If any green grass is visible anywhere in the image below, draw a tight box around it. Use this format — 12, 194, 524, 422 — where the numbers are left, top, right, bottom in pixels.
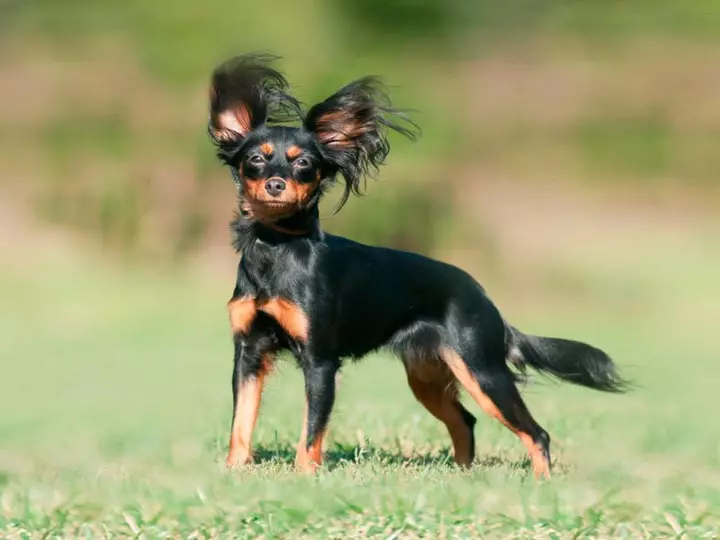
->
2, 231, 720, 538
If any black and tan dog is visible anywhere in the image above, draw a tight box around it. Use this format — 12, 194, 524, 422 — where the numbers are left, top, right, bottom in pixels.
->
208, 54, 626, 478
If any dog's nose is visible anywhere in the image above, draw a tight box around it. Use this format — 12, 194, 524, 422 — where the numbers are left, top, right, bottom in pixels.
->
265, 178, 286, 197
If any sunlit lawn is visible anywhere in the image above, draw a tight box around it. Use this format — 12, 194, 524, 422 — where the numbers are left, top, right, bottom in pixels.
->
1, 229, 719, 538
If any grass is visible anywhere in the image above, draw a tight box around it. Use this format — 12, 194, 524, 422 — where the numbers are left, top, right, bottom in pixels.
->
3, 1, 720, 535
2, 223, 720, 539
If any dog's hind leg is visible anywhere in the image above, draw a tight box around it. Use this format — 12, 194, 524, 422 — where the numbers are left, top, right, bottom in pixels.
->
402, 357, 476, 467
440, 347, 551, 478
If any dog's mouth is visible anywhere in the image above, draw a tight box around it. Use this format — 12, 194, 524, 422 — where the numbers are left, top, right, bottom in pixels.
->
241, 177, 320, 223
242, 197, 298, 222
260, 200, 294, 207
248, 197, 297, 210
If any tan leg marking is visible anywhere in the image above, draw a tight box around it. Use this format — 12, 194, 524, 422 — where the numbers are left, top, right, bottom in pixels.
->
404, 360, 474, 467
225, 354, 273, 468
294, 400, 326, 474
440, 348, 550, 478
293, 371, 341, 474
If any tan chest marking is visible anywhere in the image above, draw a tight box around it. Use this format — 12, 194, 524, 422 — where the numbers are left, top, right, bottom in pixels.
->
228, 296, 309, 342
228, 296, 257, 335
259, 298, 310, 342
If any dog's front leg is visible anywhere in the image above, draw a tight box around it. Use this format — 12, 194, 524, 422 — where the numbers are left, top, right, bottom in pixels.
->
225, 335, 273, 469
295, 359, 340, 473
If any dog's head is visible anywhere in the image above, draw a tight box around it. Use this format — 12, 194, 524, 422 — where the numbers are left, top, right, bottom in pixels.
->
209, 54, 418, 223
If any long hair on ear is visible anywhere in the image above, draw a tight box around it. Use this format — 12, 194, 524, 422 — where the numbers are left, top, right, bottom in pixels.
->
304, 77, 419, 210
209, 53, 300, 164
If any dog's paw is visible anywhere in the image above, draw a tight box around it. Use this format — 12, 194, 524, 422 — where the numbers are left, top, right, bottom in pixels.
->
225, 450, 253, 469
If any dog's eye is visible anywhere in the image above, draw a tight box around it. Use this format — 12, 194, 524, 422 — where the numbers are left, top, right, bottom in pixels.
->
249, 155, 265, 166
294, 157, 310, 168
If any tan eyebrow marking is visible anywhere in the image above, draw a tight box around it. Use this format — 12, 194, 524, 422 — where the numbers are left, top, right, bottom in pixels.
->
286, 145, 302, 159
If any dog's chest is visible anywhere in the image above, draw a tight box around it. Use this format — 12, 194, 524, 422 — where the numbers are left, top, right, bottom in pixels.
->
230, 245, 312, 342
228, 292, 309, 343
229, 295, 309, 342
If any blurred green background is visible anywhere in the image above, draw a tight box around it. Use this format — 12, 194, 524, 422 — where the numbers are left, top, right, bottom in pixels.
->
3, 0, 720, 259
2, 1, 720, 537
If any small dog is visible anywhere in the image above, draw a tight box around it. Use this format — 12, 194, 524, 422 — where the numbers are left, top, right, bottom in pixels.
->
208, 54, 626, 477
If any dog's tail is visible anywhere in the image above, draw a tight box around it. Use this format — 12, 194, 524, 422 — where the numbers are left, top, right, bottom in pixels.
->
508, 326, 628, 392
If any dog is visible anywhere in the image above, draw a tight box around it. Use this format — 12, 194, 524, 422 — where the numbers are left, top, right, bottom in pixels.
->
207, 54, 627, 478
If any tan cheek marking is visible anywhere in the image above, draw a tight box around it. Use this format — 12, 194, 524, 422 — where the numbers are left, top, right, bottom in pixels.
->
289, 178, 321, 206
243, 178, 266, 201
228, 296, 257, 334
260, 142, 274, 155
286, 145, 302, 159
259, 298, 309, 342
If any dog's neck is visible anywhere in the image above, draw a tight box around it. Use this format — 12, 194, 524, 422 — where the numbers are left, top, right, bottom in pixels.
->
231, 204, 322, 252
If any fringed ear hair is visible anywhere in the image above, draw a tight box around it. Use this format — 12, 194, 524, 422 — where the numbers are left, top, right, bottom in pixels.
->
208, 53, 300, 158
304, 77, 419, 210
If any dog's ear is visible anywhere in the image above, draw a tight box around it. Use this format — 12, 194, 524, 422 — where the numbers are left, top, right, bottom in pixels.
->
304, 77, 419, 209
209, 53, 299, 147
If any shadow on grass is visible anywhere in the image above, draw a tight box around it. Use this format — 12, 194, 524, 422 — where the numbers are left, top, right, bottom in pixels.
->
247, 442, 566, 474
